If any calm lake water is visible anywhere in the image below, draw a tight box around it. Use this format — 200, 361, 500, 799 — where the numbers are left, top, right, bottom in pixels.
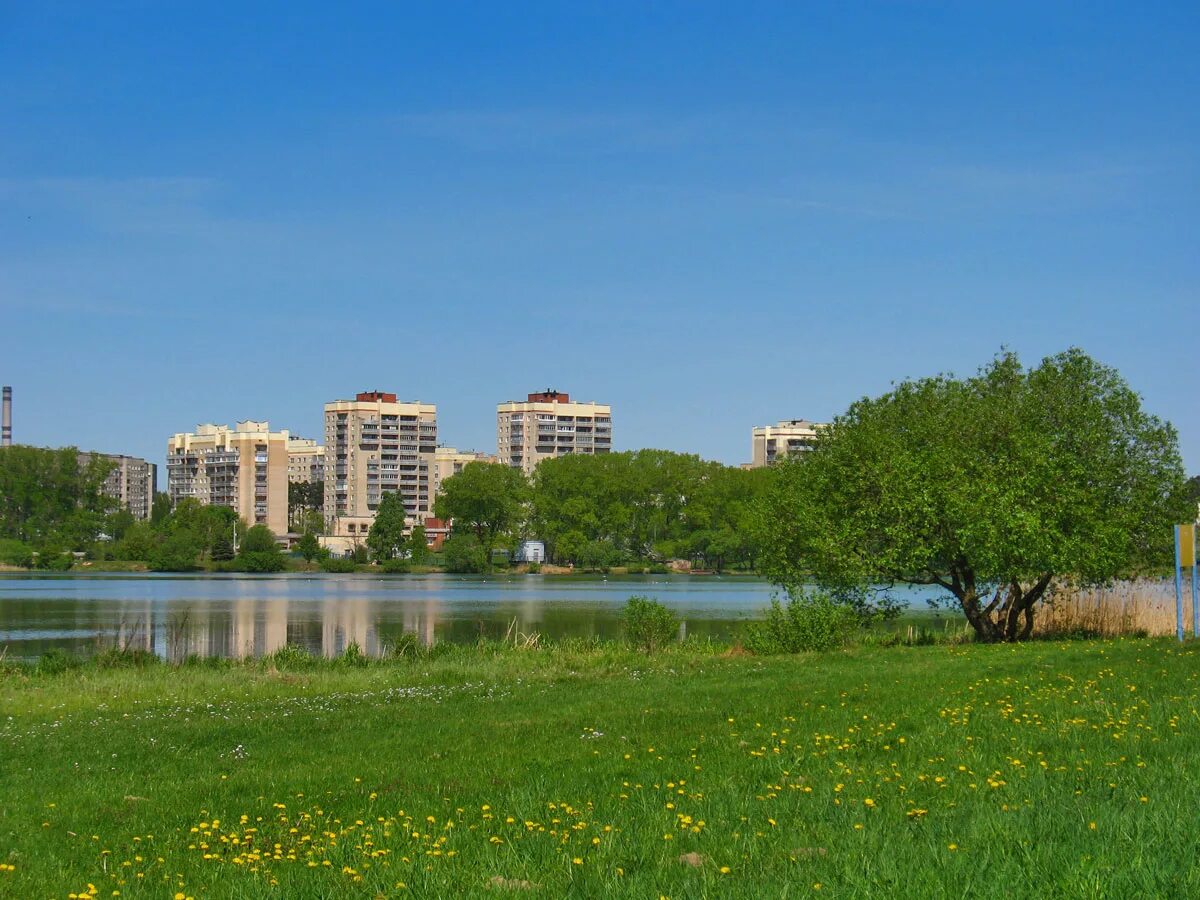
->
0, 573, 951, 660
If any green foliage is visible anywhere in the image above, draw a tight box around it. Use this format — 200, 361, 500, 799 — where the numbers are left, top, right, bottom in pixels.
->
435, 462, 529, 554
233, 525, 285, 571
621, 595, 679, 652
530, 450, 773, 568
407, 524, 429, 564
288, 480, 325, 531
379, 558, 410, 574
0, 538, 33, 568
758, 349, 1189, 642
210, 534, 235, 561
235, 550, 287, 573
743, 592, 860, 653
297, 532, 321, 563
351, 543, 369, 564
367, 492, 408, 560
148, 531, 201, 572
34, 547, 73, 570
526, 561, 541, 574
0, 445, 117, 548
35, 647, 79, 675
443, 534, 488, 574
320, 556, 357, 573
241, 525, 278, 553
150, 491, 172, 525
113, 522, 157, 561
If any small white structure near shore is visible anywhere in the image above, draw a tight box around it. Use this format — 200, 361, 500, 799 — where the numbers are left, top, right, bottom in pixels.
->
515, 540, 545, 563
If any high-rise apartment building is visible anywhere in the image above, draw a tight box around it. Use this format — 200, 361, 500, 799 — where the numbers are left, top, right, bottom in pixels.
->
166, 421, 290, 534
432, 446, 499, 497
79, 452, 157, 521
750, 419, 825, 467
323, 392, 437, 542
287, 437, 325, 484
497, 390, 612, 474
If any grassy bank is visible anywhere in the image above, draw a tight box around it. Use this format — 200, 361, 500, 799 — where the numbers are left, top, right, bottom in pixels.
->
3, 639, 1199, 898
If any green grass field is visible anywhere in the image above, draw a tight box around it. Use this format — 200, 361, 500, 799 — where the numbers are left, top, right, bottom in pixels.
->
2, 639, 1198, 898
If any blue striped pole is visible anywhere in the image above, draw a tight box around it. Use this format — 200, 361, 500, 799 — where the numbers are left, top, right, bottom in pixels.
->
1175, 525, 1185, 643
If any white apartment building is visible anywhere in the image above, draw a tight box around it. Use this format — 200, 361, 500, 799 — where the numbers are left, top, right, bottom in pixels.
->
497, 390, 612, 474
287, 437, 325, 484
166, 421, 290, 534
750, 419, 825, 467
323, 391, 437, 545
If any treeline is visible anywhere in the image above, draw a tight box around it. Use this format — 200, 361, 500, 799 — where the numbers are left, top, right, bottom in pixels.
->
0, 446, 120, 569
436, 449, 775, 571
0, 445, 291, 572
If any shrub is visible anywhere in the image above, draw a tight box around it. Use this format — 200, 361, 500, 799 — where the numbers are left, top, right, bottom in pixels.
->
0, 538, 34, 568
379, 558, 410, 574
234, 550, 287, 573
526, 561, 541, 574
320, 556, 357, 573
34, 548, 74, 571
36, 647, 80, 675
443, 535, 488, 574
621, 595, 679, 652
743, 591, 859, 654
148, 533, 200, 572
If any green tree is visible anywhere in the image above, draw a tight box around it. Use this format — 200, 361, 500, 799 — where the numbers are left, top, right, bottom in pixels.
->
150, 492, 172, 525
407, 524, 428, 564
434, 462, 528, 557
236, 524, 286, 572
297, 532, 321, 563
757, 349, 1189, 642
442, 534, 488, 573
366, 492, 408, 561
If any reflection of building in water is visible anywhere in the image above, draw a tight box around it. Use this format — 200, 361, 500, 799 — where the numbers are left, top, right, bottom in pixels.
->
116, 596, 447, 661
321, 598, 382, 656
400, 598, 441, 647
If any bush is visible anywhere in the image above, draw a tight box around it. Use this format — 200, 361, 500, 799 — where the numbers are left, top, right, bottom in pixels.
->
443, 535, 488, 574
34, 548, 74, 571
320, 556, 357, 573
379, 558, 410, 574
234, 550, 287, 572
743, 591, 859, 654
36, 647, 80, 675
0, 538, 34, 568
621, 595, 679, 652
148, 533, 200, 572
526, 561, 541, 574
242, 525, 279, 553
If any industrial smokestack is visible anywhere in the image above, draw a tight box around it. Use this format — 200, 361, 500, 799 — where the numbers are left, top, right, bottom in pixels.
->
2, 386, 11, 447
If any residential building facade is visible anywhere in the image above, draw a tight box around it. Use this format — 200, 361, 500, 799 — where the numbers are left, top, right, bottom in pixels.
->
80, 452, 157, 521
433, 446, 499, 496
287, 437, 325, 484
496, 390, 612, 474
750, 419, 824, 467
323, 392, 437, 547
166, 421, 290, 534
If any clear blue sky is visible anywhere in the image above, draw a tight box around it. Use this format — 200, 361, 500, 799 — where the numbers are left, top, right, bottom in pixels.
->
2, 2, 1197, 475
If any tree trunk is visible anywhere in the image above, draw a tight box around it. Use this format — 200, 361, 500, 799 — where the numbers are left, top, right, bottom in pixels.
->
955, 573, 1053, 643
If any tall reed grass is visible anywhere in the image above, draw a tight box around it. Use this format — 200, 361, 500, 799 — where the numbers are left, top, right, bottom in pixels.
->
1036, 579, 1188, 638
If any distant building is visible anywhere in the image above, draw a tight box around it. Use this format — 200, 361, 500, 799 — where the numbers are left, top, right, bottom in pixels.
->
287, 437, 325, 484
497, 390, 612, 474
515, 540, 545, 563
433, 446, 499, 496
750, 419, 825, 467
422, 517, 450, 552
323, 392, 437, 549
80, 452, 157, 521
167, 421, 290, 535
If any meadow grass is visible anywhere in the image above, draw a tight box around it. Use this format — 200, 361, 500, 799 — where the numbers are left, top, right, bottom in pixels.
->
2, 638, 1199, 898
